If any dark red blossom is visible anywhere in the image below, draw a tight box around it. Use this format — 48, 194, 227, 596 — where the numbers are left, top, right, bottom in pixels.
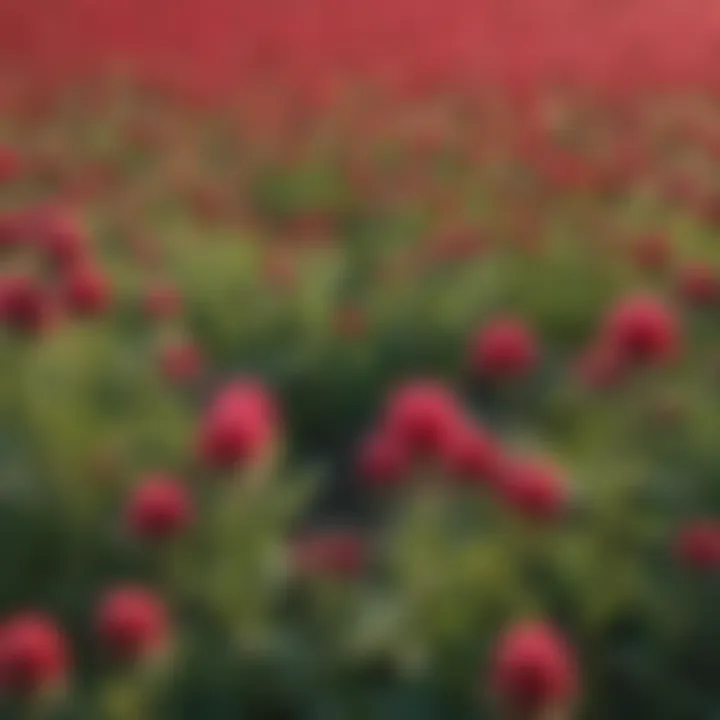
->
603, 295, 681, 366
383, 381, 464, 459
127, 474, 194, 541
442, 422, 504, 486
95, 587, 170, 662
0, 275, 54, 334
470, 318, 539, 381
492, 622, 579, 714
198, 381, 279, 471
0, 614, 70, 696
498, 458, 569, 520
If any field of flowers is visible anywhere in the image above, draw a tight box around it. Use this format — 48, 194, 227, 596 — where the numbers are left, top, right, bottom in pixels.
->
2, 1, 720, 718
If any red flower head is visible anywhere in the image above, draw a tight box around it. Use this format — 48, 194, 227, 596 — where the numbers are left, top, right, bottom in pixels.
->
160, 341, 204, 383
0, 275, 54, 335
0, 614, 70, 696
144, 283, 183, 321
357, 430, 410, 489
603, 295, 681, 366
127, 474, 194, 541
492, 622, 579, 714
443, 421, 504, 486
676, 521, 720, 571
383, 381, 464, 459
198, 381, 279, 471
470, 317, 539, 381
291, 530, 366, 580
95, 587, 170, 662
678, 264, 720, 307
61, 263, 112, 317
499, 457, 569, 520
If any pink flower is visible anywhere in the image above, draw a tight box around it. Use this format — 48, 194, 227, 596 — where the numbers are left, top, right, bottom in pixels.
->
603, 295, 681, 366
492, 622, 579, 714
442, 422, 504, 486
470, 318, 539, 381
498, 458, 569, 520
95, 587, 170, 662
0, 275, 54, 335
0, 614, 70, 695
383, 381, 464, 459
198, 381, 279, 470
127, 474, 194, 541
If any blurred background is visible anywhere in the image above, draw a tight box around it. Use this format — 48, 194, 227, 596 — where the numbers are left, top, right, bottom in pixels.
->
1, 1, 720, 718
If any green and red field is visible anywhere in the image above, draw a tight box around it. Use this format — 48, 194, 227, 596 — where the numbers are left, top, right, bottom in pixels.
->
1, 2, 720, 718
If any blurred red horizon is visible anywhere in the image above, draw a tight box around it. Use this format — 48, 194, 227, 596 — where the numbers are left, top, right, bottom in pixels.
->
2, 0, 720, 106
